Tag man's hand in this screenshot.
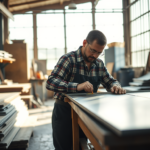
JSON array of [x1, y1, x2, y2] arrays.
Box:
[[110, 85, 126, 94], [77, 81, 93, 93]]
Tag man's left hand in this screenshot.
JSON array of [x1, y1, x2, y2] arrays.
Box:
[[110, 85, 126, 94]]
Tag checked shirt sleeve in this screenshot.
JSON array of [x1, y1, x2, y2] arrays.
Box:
[[46, 56, 78, 93], [101, 63, 121, 91]]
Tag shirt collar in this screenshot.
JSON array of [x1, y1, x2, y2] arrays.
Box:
[[76, 46, 98, 66]]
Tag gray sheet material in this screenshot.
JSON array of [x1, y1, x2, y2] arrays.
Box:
[[0, 112, 17, 133], [0, 104, 11, 111], [123, 86, 150, 91], [0, 126, 20, 147], [133, 72, 150, 82], [129, 81, 150, 86], [0, 109, 16, 127], [66, 92, 150, 136], [0, 120, 16, 138], [69, 100, 150, 146], [0, 105, 15, 116]]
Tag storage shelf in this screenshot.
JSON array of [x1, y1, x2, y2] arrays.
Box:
[[0, 58, 15, 64]]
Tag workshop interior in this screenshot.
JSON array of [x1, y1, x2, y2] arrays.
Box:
[[0, 0, 150, 150]]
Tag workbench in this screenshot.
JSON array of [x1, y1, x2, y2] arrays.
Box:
[[65, 92, 150, 150]]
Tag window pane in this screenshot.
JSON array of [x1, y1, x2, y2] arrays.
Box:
[[29, 49, 34, 60], [9, 28, 33, 49], [38, 50, 47, 59], [9, 14, 33, 65], [66, 11, 92, 52], [56, 49, 65, 59], [140, 0, 144, 15], [136, 18, 141, 35], [37, 14, 64, 27], [47, 49, 56, 59], [29, 49, 34, 67], [96, 0, 122, 9], [141, 34, 144, 50], [143, 14, 149, 32], [9, 15, 33, 28], [131, 22, 134, 36], [137, 35, 141, 51], [131, 37, 136, 52], [141, 50, 145, 66], [136, 1, 140, 17], [145, 32, 150, 49], [37, 13, 64, 70], [65, 2, 92, 13], [66, 13, 92, 27], [47, 59, 57, 70], [143, 0, 148, 13], [130, 0, 150, 67], [137, 51, 142, 66], [145, 50, 150, 65], [66, 26, 92, 51], [37, 27, 64, 49], [96, 13, 123, 45], [132, 52, 137, 67], [130, 6, 133, 20]]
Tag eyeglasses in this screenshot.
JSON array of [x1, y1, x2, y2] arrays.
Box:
[[87, 43, 104, 56]]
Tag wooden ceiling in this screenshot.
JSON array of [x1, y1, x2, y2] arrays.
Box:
[[8, 0, 93, 14]]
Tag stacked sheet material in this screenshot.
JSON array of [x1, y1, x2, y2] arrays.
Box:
[[0, 50, 13, 59], [123, 72, 150, 91], [0, 92, 34, 149]]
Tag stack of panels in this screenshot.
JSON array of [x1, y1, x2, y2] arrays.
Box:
[[129, 72, 150, 86], [0, 92, 29, 149], [124, 72, 150, 91], [0, 50, 13, 59], [7, 116, 37, 150]]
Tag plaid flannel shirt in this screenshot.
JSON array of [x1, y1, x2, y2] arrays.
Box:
[[46, 46, 120, 101]]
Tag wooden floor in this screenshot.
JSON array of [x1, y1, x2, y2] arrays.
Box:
[[27, 99, 55, 150]]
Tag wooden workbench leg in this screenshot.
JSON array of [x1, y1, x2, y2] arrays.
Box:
[[71, 108, 79, 150]]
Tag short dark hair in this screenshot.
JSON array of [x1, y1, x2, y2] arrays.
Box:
[[86, 30, 107, 46]]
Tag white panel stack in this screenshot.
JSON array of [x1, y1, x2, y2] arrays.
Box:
[[0, 92, 36, 150], [0, 50, 13, 59]]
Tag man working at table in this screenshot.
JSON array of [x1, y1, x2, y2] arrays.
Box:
[[46, 30, 126, 150]]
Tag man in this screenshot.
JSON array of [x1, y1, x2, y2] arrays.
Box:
[[46, 30, 126, 150]]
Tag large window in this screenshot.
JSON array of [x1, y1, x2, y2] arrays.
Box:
[[130, 0, 150, 67], [37, 12, 64, 70], [95, 0, 123, 62], [65, 2, 92, 52], [9, 14, 34, 67], [9, 0, 124, 70]]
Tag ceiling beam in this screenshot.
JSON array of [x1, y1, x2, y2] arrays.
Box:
[[0, 2, 14, 20], [9, 0, 71, 12], [11, 0, 92, 14], [9, 0, 44, 5], [60, 0, 64, 5], [9, 0, 61, 7]]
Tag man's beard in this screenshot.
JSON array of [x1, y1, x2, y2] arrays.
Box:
[[83, 48, 96, 63]]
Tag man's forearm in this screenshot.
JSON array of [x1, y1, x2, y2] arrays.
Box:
[[46, 76, 78, 93]]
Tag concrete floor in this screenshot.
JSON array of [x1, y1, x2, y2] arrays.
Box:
[[27, 99, 55, 150]]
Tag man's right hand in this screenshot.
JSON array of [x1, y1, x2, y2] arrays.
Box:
[[77, 81, 93, 93]]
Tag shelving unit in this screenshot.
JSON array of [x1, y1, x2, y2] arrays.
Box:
[[0, 57, 15, 63], [0, 56, 15, 81]]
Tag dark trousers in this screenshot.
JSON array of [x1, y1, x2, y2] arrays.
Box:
[[52, 102, 87, 150]]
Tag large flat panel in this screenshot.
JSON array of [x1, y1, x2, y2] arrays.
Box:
[[66, 92, 150, 136]]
